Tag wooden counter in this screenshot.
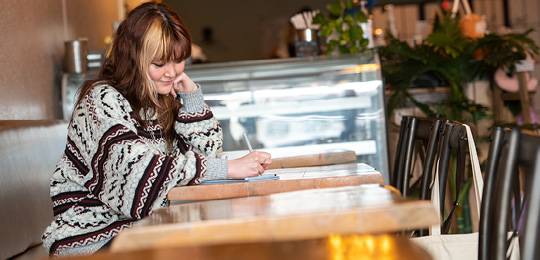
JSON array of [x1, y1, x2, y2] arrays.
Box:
[[66, 234, 433, 260], [168, 163, 384, 201], [112, 185, 438, 253]]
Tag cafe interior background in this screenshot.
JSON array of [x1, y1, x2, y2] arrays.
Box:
[[0, 0, 538, 117], [1, 0, 540, 174]]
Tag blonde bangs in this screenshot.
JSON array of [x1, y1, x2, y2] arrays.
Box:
[[139, 21, 165, 111], [142, 21, 167, 67], [142, 20, 190, 66]]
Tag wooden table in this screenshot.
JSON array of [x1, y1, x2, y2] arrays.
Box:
[[112, 185, 438, 253], [66, 234, 432, 260], [168, 163, 384, 201]]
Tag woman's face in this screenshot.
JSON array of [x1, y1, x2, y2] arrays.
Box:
[[148, 60, 185, 95]]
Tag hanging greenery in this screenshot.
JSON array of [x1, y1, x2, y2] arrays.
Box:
[[312, 0, 369, 54]]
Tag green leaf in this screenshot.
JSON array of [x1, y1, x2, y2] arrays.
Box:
[[312, 13, 327, 26], [354, 11, 368, 23], [360, 38, 369, 49], [320, 25, 333, 37], [342, 0, 353, 10], [327, 2, 342, 17], [326, 40, 338, 54], [349, 24, 362, 42], [340, 31, 350, 42], [344, 14, 354, 24], [339, 44, 350, 53], [335, 18, 344, 33]]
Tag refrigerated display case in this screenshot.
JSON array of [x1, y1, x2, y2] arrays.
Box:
[[185, 51, 390, 182]]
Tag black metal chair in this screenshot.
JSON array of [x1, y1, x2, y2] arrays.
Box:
[[392, 115, 412, 190], [479, 127, 509, 260], [392, 116, 447, 237], [392, 116, 445, 199], [394, 118, 481, 236], [433, 121, 477, 235], [479, 128, 540, 260]]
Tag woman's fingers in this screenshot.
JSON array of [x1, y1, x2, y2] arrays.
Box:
[[257, 164, 265, 175], [227, 151, 272, 178], [253, 152, 272, 164], [174, 73, 198, 93], [253, 151, 272, 175], [173, 74, 184, 92], [170, 86, 178, 98]]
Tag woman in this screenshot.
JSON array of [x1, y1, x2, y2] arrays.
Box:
[[42, 2, 271, 257]]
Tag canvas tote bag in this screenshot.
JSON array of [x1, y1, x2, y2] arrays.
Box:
[[411, 124, 519, 260]]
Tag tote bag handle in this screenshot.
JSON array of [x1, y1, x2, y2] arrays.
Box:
[[430, 124, 483, 235]]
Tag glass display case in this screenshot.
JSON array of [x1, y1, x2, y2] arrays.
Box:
[[185, 51, 389, 182], [61, 70, 99, 120], [61, 51, 389, 183]]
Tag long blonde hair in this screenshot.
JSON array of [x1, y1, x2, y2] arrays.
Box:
[[75, 2, 192, 150]]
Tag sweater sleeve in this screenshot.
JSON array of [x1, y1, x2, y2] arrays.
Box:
[[175, 87, 228, 183], [67, 85, 219, 219]]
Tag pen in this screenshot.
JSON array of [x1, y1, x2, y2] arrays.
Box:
[[243, 133, 254, 152]]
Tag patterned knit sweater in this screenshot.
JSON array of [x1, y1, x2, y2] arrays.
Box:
[[42, 84, 228, 257]]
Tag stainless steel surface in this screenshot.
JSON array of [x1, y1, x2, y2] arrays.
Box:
[[296, 29, 318, 42], [64, 40, 88, 73]]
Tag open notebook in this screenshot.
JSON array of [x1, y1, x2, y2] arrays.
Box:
[[198, 173, 279, 185]]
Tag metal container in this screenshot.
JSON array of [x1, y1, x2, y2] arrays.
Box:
[[294, 29, 319, 57], [295, 29, 318, 42], [64, 40, 88, 73]]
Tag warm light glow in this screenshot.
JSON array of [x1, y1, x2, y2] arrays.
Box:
[[380, 235, 392, 254], [327, 234, 397, 260], [340, 64, 380, 74], [374, 28, 383, 36], [329, 235, 345, 260]]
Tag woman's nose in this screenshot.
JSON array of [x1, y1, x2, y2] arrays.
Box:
[[164, 63, 176, 77]]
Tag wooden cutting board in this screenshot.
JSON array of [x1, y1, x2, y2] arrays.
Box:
[[267, 150, 357, 169]]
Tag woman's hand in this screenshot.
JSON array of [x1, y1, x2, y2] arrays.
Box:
[[170, 72, 198, 98], [227, 151, 272, 179]]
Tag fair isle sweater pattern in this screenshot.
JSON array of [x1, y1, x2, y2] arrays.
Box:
[[42, 84, 223, 256]]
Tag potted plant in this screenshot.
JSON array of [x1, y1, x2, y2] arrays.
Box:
[[379, 10, 539, 234], [312, 0, 369, 54], [380, 12, 538, 126]]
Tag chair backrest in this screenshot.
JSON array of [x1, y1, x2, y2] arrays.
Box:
[[434, 121, 476, 234], [392, 116, 444, 198], [394, 119, 476, 236], [392, 116, 412, 189], [479, 128, 540, 260], [479, 127, 509, 260]]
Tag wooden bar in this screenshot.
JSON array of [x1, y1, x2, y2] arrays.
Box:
[[267, 150, 358, 169], [112, 185, 438, 253], [168, 163, 384, 201], [66, 234, 432, 260]]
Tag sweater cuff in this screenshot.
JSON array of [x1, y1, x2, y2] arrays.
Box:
[[179, 85, 205, 113], [200, 158, 228, 182]]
